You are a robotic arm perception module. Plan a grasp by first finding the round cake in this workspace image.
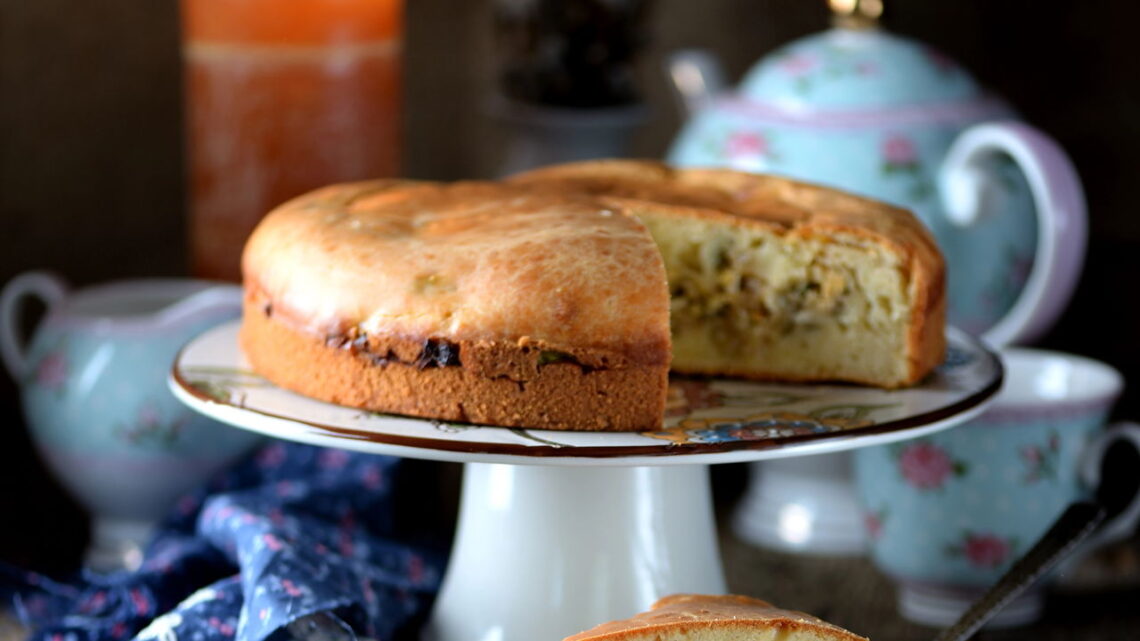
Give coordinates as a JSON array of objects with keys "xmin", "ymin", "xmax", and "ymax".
[{"xmin": 240, "ymin": 161, "xmax": 946, "ymax": 431}]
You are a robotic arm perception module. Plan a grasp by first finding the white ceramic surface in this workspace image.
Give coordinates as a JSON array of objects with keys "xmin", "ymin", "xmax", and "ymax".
[
  {"xmin": 424, "ymin": 464, "xmax": 724, "ymax": 641},
  {"xmin": 732, "ymin": 452, "xmax": 869, "ymax": 555}
]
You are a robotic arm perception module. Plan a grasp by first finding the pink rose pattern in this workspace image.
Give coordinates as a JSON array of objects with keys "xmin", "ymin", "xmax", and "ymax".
[
  {"xmin": 897, "ymin": 441, "xmax": 968, "ymax": 490},
  {"xmin": 776, "ymin": 52, "xmax": 880, "ymax": 93},
  {"xmin": 881, "ymin": 134, "xmax": 933, "ymax": 201},
  {"xmin": 778, "ymin": 53, "xmax": 817, "ymax": 77},
  {"xmin": 770, "ymin": 44, "xmax": 955, "ymax": 95},
  {"xmin": 34, "ymin": 351, "xmax": 68, "ymax": 392},
  {"xmin": 1021, "ymin": 430, "xmax": 1061, "ymax": 483},
  {"xmin": 115, "ymin": 402, "xmax": 187, "ymax": 449},
  {"xmin": 706, "ymin": 129, "xmax": 779, "ymax": 167},
  {"xmin": 882, "ymin": 135, "xmax": 919, "ymax": 168},
  {"xmin": 864, "ymin": 509, "xmax": 886, "ymax": 540},
  {"xmin": 946, "ymin": 531, "xmax": 1017, "ymax": 568},
  {"xmin": 725, "ymin": 131, "xmax": 769, "ymax": 159}
]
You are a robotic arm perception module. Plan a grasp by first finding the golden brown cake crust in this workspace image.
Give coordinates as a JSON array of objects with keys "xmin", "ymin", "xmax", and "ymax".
[
  {"xmin": 241, "ymin": 179, "xmax": 672, "ymax": 431},
  {"xmin": 509, "ymin": 160, "xmax": 946, "ymax": 386},
  {"xmin": 564, "ymin": 594, "xmax": 868, "ymax": 641},
  {"xmin": 243, "ymin": 179, "xmax": 672, "ymax": 361},
  {"xmin": 240, "ymin": 296, "xmax": 668, "ymax": 431}
]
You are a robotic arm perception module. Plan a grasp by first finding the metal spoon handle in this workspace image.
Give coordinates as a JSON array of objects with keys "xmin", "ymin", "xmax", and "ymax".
[{"xmin": 932, "ymin": 501, "xmax": 1107, "ymax": 641}]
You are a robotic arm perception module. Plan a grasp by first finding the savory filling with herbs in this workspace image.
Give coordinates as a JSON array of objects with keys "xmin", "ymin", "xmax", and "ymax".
[{"xmin": 639, "ymin": 212, "xmax": 912, "ymax": 383}]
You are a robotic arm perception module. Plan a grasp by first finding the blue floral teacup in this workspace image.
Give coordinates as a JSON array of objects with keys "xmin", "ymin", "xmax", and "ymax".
[
  {"xmin": 854, "ymin": 348, "xmax": 1140, "ymax": 628},
  {"xmin": 0, "ymin": 272, "xmax": 263, "ymax": 570}
]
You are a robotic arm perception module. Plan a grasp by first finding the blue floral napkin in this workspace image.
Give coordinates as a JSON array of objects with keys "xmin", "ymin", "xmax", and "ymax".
[{"xmin": 1, "ymin": 443, "xmax": 449, "ymax": 641}]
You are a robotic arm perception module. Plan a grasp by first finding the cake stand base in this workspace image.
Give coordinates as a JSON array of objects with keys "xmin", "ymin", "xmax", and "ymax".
[
  {"xmin": 424, "ymin": 463, "xmax": 726, "ymax": 641},
  {"xmin": 732, "ymin": 454, "xmax": 868, "ymax": 556}
]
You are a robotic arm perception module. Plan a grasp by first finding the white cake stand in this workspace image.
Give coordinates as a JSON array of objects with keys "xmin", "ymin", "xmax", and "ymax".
[{"xmin": 171, "ymin": 321, "xmax": 1001, "ymax": 641}]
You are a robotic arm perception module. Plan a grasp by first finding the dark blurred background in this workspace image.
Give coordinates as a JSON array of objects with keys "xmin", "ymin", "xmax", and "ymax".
[{"xmin": 1, "ymin": 0, "xmax": 1137, "ymax": 570}]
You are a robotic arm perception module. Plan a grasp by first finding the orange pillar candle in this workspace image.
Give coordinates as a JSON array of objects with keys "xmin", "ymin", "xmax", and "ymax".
[{"xmin": 182, "ymin": 0, "xmax": 403, "ymax": 281}]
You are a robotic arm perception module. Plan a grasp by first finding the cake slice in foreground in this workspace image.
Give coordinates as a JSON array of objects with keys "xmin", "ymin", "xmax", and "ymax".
[{"xmin": 564, "ymin": 594, "xmax": 869, "ymax": 641}]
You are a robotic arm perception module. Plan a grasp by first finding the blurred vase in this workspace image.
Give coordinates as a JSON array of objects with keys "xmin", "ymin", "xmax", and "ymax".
[
  {"xmin": 491, "ymin": 0, "xmax": 652, "ymax": 175},
  {"xmin": 492, "ymin": 98, "xmax": 647, "ymax": 176},
  {"xmin": 182, "ymin": 0, "xmax": 404, "ymax": 282}
]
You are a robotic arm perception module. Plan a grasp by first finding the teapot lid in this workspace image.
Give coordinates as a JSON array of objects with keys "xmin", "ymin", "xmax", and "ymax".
[{"xmin": 738, "ymin": 24, "xmax": 982, "ymax": 110}]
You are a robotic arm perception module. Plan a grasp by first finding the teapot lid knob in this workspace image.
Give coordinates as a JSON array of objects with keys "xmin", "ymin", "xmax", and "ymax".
[{"xmin": 829, "ymin": 0, "xmax": 883, "ymax": 29}]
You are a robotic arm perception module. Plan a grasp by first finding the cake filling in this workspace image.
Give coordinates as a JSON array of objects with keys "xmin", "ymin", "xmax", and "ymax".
[{"xmin": 638, "ymin": 212, "xmax": 912, "ymax": 383}]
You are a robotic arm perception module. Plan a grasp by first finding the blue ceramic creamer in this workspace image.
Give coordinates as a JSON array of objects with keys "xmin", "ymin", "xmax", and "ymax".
[{"xmin": 0, "ymin": 273, "xmax": 263, "ymax": 570}]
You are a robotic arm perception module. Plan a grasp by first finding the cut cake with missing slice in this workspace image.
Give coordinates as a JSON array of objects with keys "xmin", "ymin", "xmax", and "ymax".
[{"xmin": 240, "ymin": 161, "xmax": 946, "ymax": 431}]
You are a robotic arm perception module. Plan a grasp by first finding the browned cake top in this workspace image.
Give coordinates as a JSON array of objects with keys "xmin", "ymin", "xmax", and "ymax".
[
  {"xmin": 242, "ymin": 180, "xmax": 671, "ymax": 363},
  {"xmin": 509, "ymin": 159, "xmax": 944, "ymax": 278},
  {"xmin": 564, "ymin": 594, "xmax": 869, "ymax": 641}
]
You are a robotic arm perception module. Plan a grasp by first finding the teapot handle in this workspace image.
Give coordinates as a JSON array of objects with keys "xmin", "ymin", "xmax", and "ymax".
[
  {"xmin": 0, "ymin": 271, "xmax": 69, "ymax": 380},
  {"xmin": 938, "ymin": 121, "xmax": 1087, "ymax": 347}
]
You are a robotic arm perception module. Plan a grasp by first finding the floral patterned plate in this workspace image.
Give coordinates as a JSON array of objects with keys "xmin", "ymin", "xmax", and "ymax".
[{"xmin": 170, "ymin": 321, "xmax": 1002, "ymax": 466}]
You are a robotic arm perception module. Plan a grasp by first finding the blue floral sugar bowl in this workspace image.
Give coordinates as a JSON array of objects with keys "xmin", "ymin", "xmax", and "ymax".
[{"xmin": 667, "ymin": 0, "xmax": 1087, "ymax": 346}]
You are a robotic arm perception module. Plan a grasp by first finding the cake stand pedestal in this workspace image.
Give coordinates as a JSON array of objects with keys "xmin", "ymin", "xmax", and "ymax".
[
  {"xmin": 172, "ymin": 321, "xmax": 1001, "ymax": 641},
  {"xmin": 425, "ymin": 464, "xmax": 723, "ymax": 641}
]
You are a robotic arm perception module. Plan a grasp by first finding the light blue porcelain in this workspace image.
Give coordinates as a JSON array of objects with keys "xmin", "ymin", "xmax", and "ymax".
[
  {"xmin": 667, "ymin": 27, "xmax": 1086, "ymax": 346},
  {"xmin": 0, "ymin": 273, "xmax": 264, "ymax": 570},
  {"xmin": 854, "ymin": 348, "xmax": 1140, "ymax": 626},
  {"xmin": 737, "ymin": 29, "xmax": 978, "ymax": 107}
]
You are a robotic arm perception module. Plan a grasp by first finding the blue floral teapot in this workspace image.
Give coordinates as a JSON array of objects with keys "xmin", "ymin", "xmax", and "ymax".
[{"xmin": 667, "ymin": 0, "xmax": 1086, "ymax": 346}]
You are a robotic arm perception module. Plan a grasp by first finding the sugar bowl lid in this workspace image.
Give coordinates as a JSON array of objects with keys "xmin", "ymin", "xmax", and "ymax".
[{"xmin": 737, "ymin": 0, "xmax": 982, "ymax": 110}]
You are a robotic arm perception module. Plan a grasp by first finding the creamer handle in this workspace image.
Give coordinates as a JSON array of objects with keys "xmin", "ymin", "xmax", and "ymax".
[{"xmin": 0, "ymin": 271, "xmax": 69, "ymax": 380}]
